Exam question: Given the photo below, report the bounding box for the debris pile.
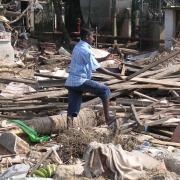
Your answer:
[0,17,180,179]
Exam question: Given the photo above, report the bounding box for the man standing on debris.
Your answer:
[65,28,123,128]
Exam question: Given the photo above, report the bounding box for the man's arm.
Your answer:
[96,67,123,80]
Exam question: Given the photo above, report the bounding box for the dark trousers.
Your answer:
[66,80,111,117]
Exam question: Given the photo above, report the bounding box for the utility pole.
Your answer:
[112,0,117,45]
[88,0,92,28]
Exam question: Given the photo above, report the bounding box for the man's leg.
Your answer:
[102,99,112,125]
[78,80,112,125]
[67,88,82,129]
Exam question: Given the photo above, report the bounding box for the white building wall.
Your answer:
[165,9,176,49]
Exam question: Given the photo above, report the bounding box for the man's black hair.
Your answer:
[80,27,93,40]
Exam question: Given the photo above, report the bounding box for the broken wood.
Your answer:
[130,77,180,87]
[133,91,158,102]
[144,117,172,127]
[0,103,67,112]
[170,90,180,97]
[149,139,180,147]
[0,77,37,85]
[130,104,143,126]
[17,89,68,101]
[145,132,171,141]
[34,72,66,80]
[126,50,180,81]
[82,91,122,107]
[151,64,180,79]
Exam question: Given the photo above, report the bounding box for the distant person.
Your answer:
[65,28,123,129]
[0,5,17,34]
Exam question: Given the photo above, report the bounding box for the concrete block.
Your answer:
[164,152,180,175]
[0,132,29,154]
[0,32,15,67]
[54,164,84,179]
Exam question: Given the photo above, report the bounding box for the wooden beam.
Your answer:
[143,107,174,121]
[130,77,180,87]
[0,77,37,85]
[151,64,180,79]
[170,90,180,97]
[16,89,68,101]
[0,103,67,112]
[126,50,180,81]
[137,100,161,115]
[82,91,122,107]
[144,117,172,127]
[130,104,143,126]
[109,83,163,90]
[150,139,180,147]
[35,72,66,80]
[133,91,158,102]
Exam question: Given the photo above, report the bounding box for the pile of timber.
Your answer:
[0,48,179,144]
[93,49,180,143]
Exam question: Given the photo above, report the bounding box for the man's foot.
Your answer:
[106,116,117,130]
[106,117,116,126]
[67,116,74,129]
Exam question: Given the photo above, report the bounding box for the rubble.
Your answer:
[164,152,180,175]
[0,0,180,179]
[0,132,29,154]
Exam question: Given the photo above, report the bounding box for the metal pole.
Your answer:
[140,0,144,50]
[113,0,117,45]
[95,26,98,47]
[88,0,91,28]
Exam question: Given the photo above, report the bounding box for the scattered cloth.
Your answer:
[84,142,161,180]
[0,82,36,98]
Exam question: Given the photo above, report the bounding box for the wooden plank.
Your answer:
[104,79,122,85]
[0,103,67,112]
[158,87,180,90]
[126,50,180,81]
[144,117,172,127]
[16,89,68,101]
[170,90,180,97]
[149,139,180,147]
[0,114,32,120]
[149,129,173,137]
[109,83,163,90]
[130,77,180,87]
[137,68,165,78]
[133,91,158,102]
[0,77,37,85]
[143,107,174,121]
[151,64,180,79]
[116,113,162,119]
[137,100,161,115]
[119,47,140,55]
[145,132,171,141]
[38,79,65,88]
[82,91,122,107]
[116,98,151,106]
[34,72,66,80]
[130,104,143,126]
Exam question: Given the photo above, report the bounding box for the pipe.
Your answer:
[26,108,97,134]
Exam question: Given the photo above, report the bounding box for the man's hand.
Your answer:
[97,67,125,81]
[113,74,124,80]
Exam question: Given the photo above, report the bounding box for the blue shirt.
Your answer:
[65,40,101,87]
